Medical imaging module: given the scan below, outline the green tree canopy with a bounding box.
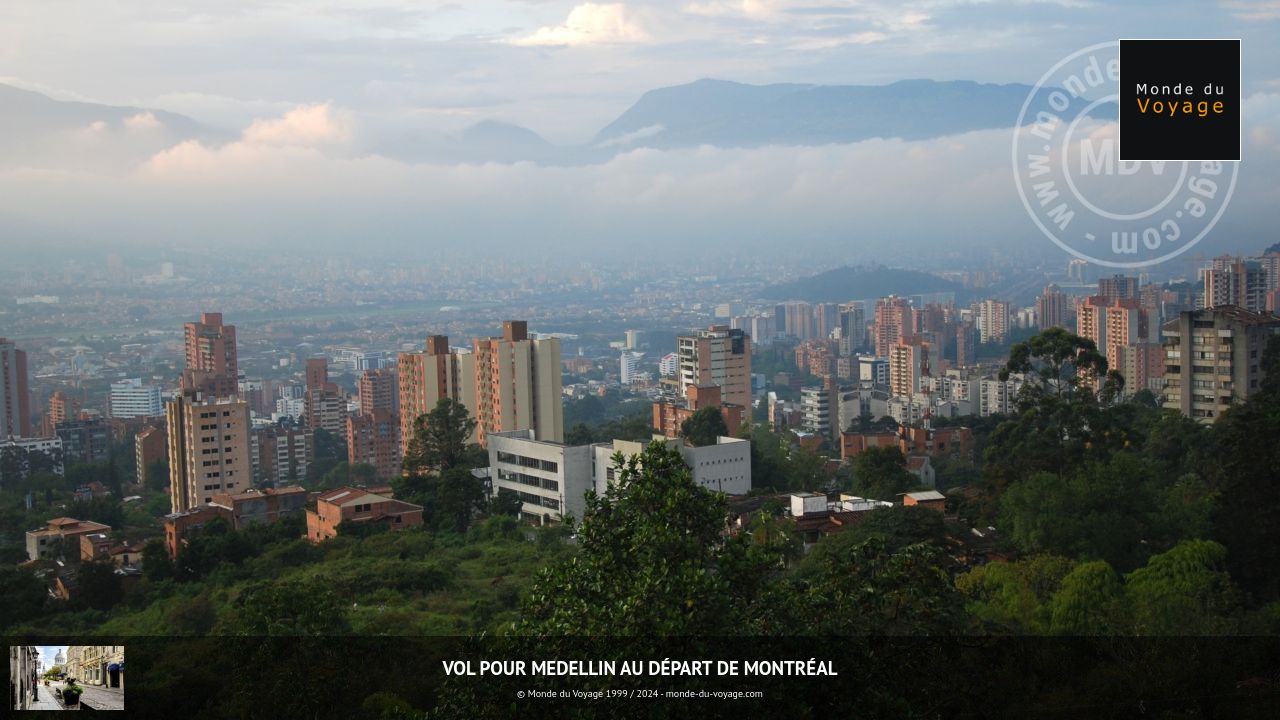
[402,398,478,475]
[515,440,757,635]
[680,405,728,447]
[851,446,917,501]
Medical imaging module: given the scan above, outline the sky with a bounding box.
[37,645,67,670]
[1,1,1278,266]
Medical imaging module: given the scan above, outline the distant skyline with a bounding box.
[1,2,1277,265]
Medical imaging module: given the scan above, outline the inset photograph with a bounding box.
[9,646,124,711]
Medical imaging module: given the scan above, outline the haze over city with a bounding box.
[2,0,1279,264]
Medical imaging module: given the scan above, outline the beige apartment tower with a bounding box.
[398,335,476,452]
[167,391,252,513]
[472,321,564,446]
[1162,306,1280,423]
[677,325,752,409]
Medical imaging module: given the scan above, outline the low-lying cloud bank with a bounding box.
[3,94,1278,266]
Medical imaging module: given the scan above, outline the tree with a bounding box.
[321,461,377,487]
[229,580,350,635]
[957,555,1075,633]
[806,505,946,560]
[142,538,174,582]
[850,446,917,500]
[168,591,218,635]
[144,459,169,492]
[1048,560,1123,635]
[1001,326,1110,397]
[1208,335,1280,601]
[402,398,477,474]
[680,405,728,447]
[516,441,761,635]
[785,538,965,636]
[1124,539,1239,635]
[565,422,595,446]
[0,565,48,625]
[78,559,124,611]
[997,454,1157,571]
[488,488,523,518]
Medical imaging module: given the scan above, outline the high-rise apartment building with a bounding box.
[978,299,1011,343]
[182,313,238,397]
[1104,299,1148,361]
[167,392,252,513]
[0,338,31,438]
[677,325,752,409]
[346,409,402,480]
[398,335,475,453]
[889,336,931,399]
[1078,295,1150,368]
[302,357,348,434]
[357,367,399,416]
[1255,251,1280,293]
[620,350,642,385]
[814,303,839,340]
[873,296,914,358]
[1162,306,1280,423]
[1204,258,1268,313]
[838,302,866,350]
[955,321,978,368]
[109,378,164,418]
[1098,274,1140,302]
[305,357,329,391]
[398,323,562,452]
[1037,284,1070,330]
[43,390,78,436]
[135,423,167,486]
[472,321,564,446]
[779,302,815,341]
[1076,295,1110,352]
[250,425,313,486]
[1115,342,1164,397]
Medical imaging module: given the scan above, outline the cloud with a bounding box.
[595,123,665,148]
[509,3,650,47]
[789,31,888,50]
[123,111,162,130]
[241,103,351,146]
[5,92,1278,268]
[1221,0,1280,21]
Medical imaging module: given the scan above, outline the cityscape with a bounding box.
[3,1,1280,716]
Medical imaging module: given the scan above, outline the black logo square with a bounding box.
[1120,39,1240,161]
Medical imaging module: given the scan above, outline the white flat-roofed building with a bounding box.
[488,429,593,525]
[110,378,164,418]
[593,435,751,496]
